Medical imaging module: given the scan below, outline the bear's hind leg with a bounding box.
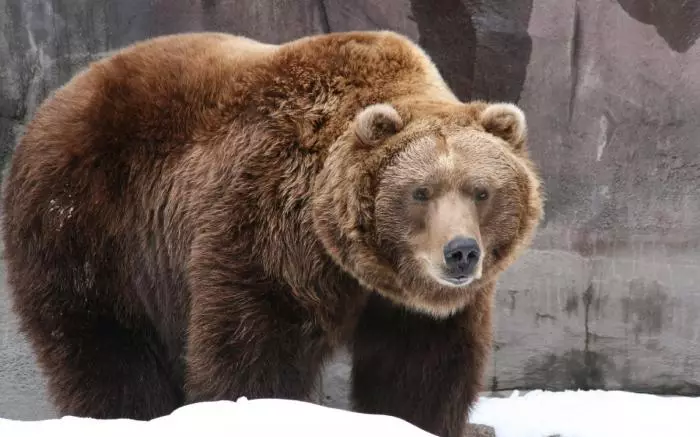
[14,292,184,420]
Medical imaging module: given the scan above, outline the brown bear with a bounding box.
[1,30,543,437]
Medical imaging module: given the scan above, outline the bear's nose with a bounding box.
[443,237,481,278]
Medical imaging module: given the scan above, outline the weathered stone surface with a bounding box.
[464,423,496,437]
[1,0,699,421]
[496,0,700,396]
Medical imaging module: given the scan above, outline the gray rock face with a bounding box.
[1,0,699,421]
[464,423,497,437]
[498,0,700,396]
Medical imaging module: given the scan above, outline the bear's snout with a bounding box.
[442,237,481,285]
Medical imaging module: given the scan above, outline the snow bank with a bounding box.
[1,390,698,437]
[0,397,437,437]
[471,390,698,437]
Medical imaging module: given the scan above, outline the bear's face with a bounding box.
[313,100,543,318]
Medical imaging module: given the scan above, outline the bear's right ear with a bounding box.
[353,104,404,147]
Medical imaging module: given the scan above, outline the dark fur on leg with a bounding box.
[13,284,184,420]
[351,291,494,437]
[184,235,332,402]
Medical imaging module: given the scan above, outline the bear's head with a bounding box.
[312,100,543,318]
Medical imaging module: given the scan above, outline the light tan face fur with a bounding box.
[313,101,541,319]
[364,102,538,317]
[375,128,517,291]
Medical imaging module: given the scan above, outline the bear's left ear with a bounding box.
[354,104,404,147]
[478,103,527,152]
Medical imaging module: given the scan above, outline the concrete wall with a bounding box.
[1,0,699,420]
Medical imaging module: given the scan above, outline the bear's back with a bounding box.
[9,30,453,182]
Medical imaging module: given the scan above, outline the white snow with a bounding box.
[470,390,699,437]
[0,390,698,437]
[0,397,435,437]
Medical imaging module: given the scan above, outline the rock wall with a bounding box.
[1,0,699,420]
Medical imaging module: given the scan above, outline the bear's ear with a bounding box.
[354,104,404,147]
[478,103,527,152]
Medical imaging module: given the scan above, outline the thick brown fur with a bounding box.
[1,31,543,436]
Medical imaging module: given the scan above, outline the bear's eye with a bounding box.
[475,188,489,202]
[412,187,432,202]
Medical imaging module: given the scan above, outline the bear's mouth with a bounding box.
[437,274,475,288]
[414,255,480,289]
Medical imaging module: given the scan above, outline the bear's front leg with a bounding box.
[351,292,494,437]
[184,235,330,403]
